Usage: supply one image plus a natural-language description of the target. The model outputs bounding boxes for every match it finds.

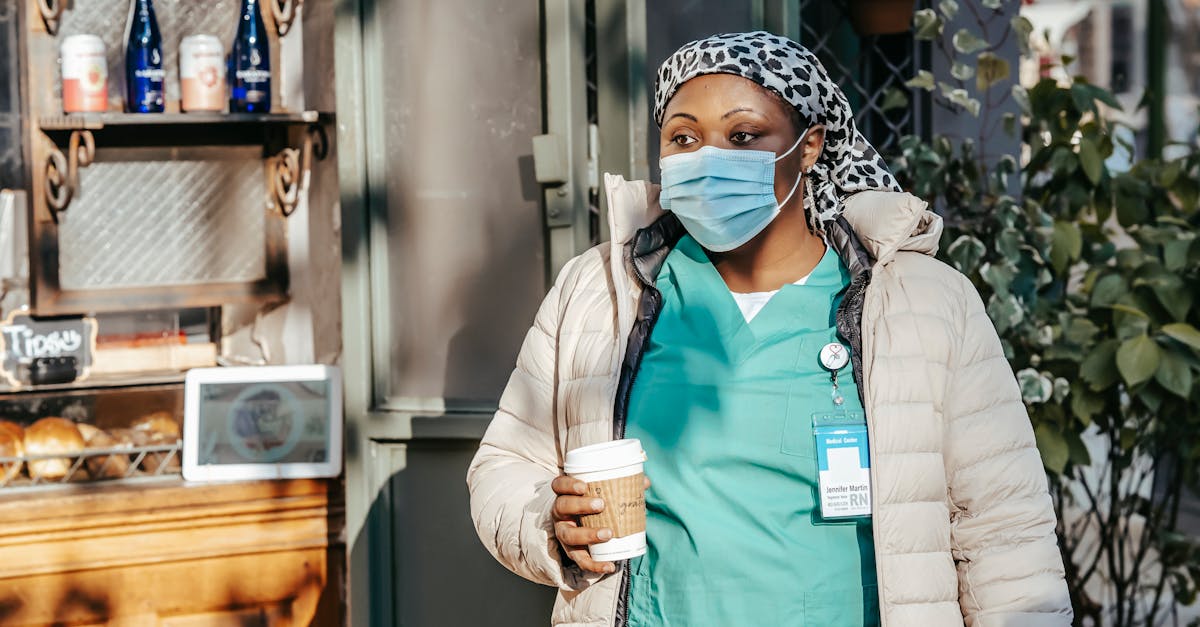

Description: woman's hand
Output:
[550,474,651,575]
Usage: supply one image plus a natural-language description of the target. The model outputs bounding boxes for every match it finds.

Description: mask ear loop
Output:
[774,127,812,210]
[772,127,810,163]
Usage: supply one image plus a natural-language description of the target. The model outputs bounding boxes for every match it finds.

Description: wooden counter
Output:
[0,479,342,626]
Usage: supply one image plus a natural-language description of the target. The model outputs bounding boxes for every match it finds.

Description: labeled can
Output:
[61,35,108,113]
[180,35,225,112]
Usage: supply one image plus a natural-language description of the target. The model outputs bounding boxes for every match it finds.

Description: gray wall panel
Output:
[366,0,546,409]
[384,439,555,626]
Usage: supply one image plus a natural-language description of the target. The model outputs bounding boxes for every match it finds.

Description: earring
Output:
[804,171,820,233]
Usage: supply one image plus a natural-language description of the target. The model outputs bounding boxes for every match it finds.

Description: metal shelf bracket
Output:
[44,130,95,221]
[271,123,327,217]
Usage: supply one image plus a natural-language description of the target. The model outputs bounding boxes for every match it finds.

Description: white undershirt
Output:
[729,273,812,323]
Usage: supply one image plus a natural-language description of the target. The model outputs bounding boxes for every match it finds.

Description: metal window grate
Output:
[798,0,931,153]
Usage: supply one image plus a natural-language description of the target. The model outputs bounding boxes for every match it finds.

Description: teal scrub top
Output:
[625,235,879,627]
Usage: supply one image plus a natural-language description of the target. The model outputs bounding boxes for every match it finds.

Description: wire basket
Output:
[0,439,182,488]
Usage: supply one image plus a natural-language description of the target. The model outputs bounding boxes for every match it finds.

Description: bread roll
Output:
[130,411,181,439]
[24,417,85,481]
[81,426,132,479]
[76,422,102,442]
[130,429,181,474]
[0,420,24,484]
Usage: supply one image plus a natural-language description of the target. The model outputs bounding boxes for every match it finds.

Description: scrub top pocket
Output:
[780,391,817,458]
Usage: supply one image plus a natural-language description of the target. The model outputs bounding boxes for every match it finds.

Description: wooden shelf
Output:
[38,110,330,131]
[0,373,185,397]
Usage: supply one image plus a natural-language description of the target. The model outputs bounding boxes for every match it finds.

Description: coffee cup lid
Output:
[563,438,645,475]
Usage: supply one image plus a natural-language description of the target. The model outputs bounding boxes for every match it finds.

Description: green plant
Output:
[889,4,1200,625]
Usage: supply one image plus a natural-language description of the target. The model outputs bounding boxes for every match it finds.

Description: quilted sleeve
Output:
[466,254,598,591]
[944,272,1073,626]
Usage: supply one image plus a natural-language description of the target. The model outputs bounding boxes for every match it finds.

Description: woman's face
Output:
[660,73,825,210]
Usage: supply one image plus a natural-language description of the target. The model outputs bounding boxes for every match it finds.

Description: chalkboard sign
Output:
[0,310,97,388]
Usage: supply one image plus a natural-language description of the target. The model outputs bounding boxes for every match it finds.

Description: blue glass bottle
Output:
[124,0,164,113]
[229,0,271,113]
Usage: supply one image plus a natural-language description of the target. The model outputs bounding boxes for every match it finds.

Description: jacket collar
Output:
[603,173,943,288]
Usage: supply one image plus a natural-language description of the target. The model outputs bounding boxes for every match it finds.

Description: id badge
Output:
[812,410,872,519]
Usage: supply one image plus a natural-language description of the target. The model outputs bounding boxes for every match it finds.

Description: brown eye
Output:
[672,134,697,147]
[730,132,757,145]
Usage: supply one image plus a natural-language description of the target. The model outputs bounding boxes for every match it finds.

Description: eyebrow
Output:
[667,112,698,122]
[722,107,756,118]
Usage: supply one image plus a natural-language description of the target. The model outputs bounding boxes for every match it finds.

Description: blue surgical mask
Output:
[659,129,808,252]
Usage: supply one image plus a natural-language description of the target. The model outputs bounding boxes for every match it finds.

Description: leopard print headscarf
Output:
[654,31,901,223]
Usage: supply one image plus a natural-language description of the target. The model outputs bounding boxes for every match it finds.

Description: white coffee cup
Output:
[563,438,648,561]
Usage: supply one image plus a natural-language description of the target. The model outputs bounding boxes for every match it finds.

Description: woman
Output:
[468,31,1071,627]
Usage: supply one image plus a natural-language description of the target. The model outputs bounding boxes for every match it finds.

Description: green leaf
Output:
[1164,238,1192,272]
[1079,137,1103,184]
[1065,317,1099,345]
[1161,159,1183,187]
[1115,173,1151,226]
[1119,427,1137,452]
[1049,146,1079,176]
[1162,323,1200,351]
[996,228,1023,259]
[1151,274,1192,321]
[1080,81,1123,111]
[1117,335,1162,386]
[1155,349,1193,398]
[939,82,981,117]
[1034,423,1070,474]
[1070,381,1105,425]
[1110,303,1149,318]
[952,29,989,54]
[1017,368,1053,404]
[1051,221,1083,273]
[951,61,975,81]
[1113,306,1150,341]
[1081,339,1121,391]
[1011,15,1034,55]
[1091,274,1126,307]
[1053,377,1070,403]
[976,52,1011,91]
[1071,82,1099,117]
[987,293,1025,334]
[981,262,1015,295]
[906,70,936,91]
[880,87,908,113]
[913,9,943,41]
[1012,84,1032,115]
[947,235,986,275]
[938,0,959,20]
[1066,429,1092,466]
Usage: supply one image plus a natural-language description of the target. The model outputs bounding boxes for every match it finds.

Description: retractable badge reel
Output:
[813,342,872,519]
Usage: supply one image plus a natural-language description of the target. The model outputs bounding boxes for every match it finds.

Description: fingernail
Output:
[591,498,604,510]
[597,528,613,541]
[605,563,617,573]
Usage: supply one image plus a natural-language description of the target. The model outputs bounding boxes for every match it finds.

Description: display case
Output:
[0,0,343,624]
[0,383,184,487]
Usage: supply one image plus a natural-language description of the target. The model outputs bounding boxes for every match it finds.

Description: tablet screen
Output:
[196,379,331,465]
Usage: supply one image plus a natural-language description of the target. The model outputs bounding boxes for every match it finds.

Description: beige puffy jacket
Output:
[468,174,1072,627]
